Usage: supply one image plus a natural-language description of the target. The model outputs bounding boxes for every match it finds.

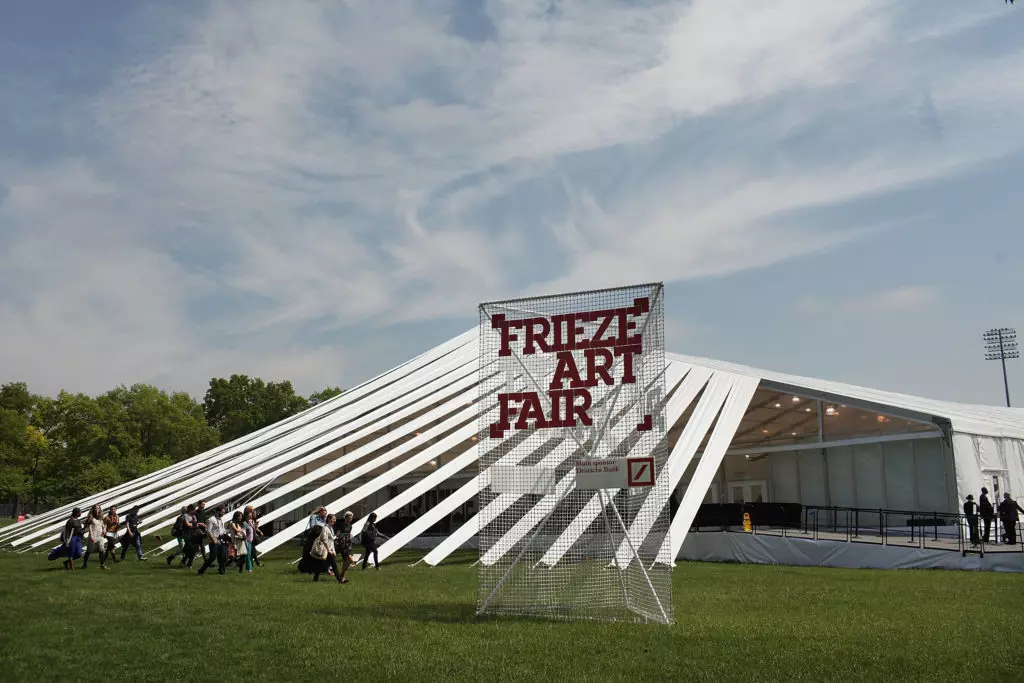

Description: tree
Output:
[308,386,344,406]
[0,383,36,514]
[0,383,220,512]
[203,375,311,443]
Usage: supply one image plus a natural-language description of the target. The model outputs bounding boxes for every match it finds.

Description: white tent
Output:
[4,327,1023,566]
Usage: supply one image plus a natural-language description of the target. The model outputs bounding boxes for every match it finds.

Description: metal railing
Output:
[689,503,1024,556]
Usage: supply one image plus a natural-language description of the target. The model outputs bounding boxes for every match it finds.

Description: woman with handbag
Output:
[102,505,121,565]
[308,513,344,583]
[82,504,108,570]
[229,510,248,572]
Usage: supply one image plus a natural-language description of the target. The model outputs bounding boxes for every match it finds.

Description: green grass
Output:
[0,551,1022,682]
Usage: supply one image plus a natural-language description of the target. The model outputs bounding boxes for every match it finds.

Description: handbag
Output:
[311,537,329,560]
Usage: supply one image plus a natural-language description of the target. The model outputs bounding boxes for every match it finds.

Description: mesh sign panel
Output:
[477,283,672,624]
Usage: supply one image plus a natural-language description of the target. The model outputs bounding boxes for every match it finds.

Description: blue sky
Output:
[1,0,1024,406]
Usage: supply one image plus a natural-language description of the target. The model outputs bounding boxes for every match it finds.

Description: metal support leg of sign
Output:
[597,486,633,608]
[601,486,670,623]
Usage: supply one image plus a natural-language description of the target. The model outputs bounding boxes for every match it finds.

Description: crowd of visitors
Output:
[296,506,390,584]
[962,488,1024,546]
[46,500,389,580]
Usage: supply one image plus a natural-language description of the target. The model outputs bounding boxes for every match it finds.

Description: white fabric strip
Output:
[609,371,732,567]
[21,344,480,550]
[4,330,475,545]
[392,431,560,566]
[537,366,708,567]
[661,374,760,562]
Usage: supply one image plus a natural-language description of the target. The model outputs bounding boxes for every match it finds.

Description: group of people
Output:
[297,506,389,584]
[963,488,1024,546]
[47,502,145,569]
[165,500,265,575]
[46,500,389,579]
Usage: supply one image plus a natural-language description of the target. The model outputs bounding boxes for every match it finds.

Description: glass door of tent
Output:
[727,480,768,504]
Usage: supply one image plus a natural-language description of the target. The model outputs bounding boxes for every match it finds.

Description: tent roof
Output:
[666,352,1024,441]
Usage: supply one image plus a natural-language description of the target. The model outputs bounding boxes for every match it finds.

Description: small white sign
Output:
[575,457,656,489]
[575,458,627,489]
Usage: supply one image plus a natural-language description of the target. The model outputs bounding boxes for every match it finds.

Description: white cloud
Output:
[1,1,1023,396]
[795,285,940,316]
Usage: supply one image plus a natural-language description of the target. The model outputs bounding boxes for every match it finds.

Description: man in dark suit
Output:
[979,488,995,543]
[997,493,1024,545]
[963,494,979,546]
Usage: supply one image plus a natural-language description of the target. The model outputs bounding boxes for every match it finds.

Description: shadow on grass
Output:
[313,602,578,626]
[313,602,480,623]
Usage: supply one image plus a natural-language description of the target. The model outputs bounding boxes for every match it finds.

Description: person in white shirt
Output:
[81,504,109,570]
[197,505,229,576]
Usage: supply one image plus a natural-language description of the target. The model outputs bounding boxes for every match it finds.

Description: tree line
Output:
[0,375,343,516]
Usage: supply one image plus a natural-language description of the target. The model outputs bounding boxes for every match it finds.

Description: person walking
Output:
[194,500,210,563]
[168,504,201,567]
[250,509,265,567]
[979,488,995,543]
[360,512,388,570]
[240,506,257,573]
[166,506,190,564]
[333,511,355,584]
[299,506,329,576]
[964,494,980,546]
[197,505,229,576]
[229,510,248,572]
[120,505,146,561]
[307,513,344,583]
[48,507,84,570]
[102,505,121,565]
[998,493,1024,546]
[82,504,108,570]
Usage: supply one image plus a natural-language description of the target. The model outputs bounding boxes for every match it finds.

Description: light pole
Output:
[983,328,1018,407]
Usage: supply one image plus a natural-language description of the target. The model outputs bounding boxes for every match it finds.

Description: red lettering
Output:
[550,351,583,390]
[523,317,552,355]
[492,315,522,357]
[570,388,593,427]
[584,348,614,387]
[591,312,616,348]
[547,389,572,427]
[490,392,522,438]
[615,345,642,384]
[569,313,591,350]
[516,392,549,430]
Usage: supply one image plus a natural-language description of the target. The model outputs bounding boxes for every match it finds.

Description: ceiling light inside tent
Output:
[791,431,798,436]
[761,428,770,434]
[825,406,836,416]
[876,415,889,423]
[471,436,478,441]
[805,407,812,413]
[429,460,438,467]
[774,402,782,408]
[791,396,800,403]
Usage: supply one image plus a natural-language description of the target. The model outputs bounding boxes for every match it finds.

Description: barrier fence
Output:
[689,503,1024,557]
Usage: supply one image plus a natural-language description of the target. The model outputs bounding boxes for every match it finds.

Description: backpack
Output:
[171,515,185,538]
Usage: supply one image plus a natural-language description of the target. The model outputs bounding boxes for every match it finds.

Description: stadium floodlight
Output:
[983,328,1018,407]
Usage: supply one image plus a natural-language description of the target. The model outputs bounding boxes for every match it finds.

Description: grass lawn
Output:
[0,550,1021,682]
